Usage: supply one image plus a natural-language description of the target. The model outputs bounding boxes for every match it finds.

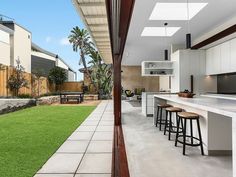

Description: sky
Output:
[1,0,86,81]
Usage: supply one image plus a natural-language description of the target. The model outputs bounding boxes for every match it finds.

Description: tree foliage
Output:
[89,50,113,99]
[48,67,67,91]
[7,58,28,96]
[68,27,94,74]
[68,26,113,99]
[32,69,45,97]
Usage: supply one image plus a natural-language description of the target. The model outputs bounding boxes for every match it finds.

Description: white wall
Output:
[68,70,76,81]
[56,58,68,70]
[13,24,31,73]
[31,51,56,61]
[0,30,10,65]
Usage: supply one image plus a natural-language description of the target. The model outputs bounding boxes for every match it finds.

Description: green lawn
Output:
[0,105,95,177]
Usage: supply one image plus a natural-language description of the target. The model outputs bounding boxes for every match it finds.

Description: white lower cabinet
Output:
[142,92,160,117]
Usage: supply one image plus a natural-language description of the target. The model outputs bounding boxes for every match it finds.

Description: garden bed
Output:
[0,98,36,115]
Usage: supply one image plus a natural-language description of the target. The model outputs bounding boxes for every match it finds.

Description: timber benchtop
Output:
[154,94,236,118]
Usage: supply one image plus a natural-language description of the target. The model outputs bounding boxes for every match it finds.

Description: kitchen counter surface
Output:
[201,93,236,101]
[154,94,236,117]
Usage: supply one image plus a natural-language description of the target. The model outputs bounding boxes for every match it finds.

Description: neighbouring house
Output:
[0,21,31,73]
[0,24,13,66]
[0,20,76,81]
[31,43,77,81]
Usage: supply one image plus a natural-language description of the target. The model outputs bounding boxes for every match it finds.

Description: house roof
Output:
[72,0,112,64]
[31,42,76,73]
[0,20,32,34]
[0,24,14,34]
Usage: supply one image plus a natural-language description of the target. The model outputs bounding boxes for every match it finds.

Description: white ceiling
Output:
[122,0,236,66]
[73,0,112,64]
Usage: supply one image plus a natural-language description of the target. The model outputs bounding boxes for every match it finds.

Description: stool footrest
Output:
[165,126,183,133]
[176,135,202,147]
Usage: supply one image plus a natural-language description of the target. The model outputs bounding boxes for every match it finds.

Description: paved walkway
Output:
[34,100,114,177]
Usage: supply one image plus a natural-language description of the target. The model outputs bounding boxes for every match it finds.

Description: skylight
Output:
[141,27,181,37]
[149,3,208,20]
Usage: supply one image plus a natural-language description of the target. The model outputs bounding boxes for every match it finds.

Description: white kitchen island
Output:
[154,94,236,176]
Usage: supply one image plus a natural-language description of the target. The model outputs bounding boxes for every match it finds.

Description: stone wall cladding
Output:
[84,94,98,100]
[36,96,60,105]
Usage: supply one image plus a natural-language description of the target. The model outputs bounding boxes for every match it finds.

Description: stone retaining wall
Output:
[36,96,60,105]
[84,94,98,100]
[0,99,36,115]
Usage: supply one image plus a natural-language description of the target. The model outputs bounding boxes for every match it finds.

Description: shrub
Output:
[17,94,33,99]
[48,67,67,91]
[7,59,29,96]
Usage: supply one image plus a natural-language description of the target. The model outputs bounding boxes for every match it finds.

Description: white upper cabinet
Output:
[221,41,231,73]
[206,48,213,75]
[206,37,236,75]
[212,45,221,74]
[230,38,236,72]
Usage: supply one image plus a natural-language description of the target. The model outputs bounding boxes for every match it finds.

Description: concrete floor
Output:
[122,101,232,177]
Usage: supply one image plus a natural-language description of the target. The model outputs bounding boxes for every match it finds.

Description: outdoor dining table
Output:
[60,92,84,104]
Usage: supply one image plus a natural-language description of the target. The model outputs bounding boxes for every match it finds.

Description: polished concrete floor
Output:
[122,101,232,177]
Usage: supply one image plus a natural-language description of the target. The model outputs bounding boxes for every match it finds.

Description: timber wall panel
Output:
[0,65,52,97]
[61,82,83,92]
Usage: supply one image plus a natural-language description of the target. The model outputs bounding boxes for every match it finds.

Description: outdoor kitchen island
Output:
[154,94,236,175]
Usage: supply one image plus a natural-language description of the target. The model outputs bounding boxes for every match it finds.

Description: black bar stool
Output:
[155,103,172,131]
[175,112,204,155]
[164,107,183,140]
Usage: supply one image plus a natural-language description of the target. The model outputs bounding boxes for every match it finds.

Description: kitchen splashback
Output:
[217,73,236,94]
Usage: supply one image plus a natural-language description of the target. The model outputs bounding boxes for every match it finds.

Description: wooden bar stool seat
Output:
[166,107,182,112]
[177,112,199,118]
[164,107,183,140]
[175,112,204,155]
[157,103,172,108]
[155,103,172,130]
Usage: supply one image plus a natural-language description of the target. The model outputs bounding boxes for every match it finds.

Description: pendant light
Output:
[164,23,168,60]
[186,0,191,49]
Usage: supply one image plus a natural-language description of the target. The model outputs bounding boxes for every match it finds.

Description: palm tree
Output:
[89,50,112,99]
[88,49,102,68]
[68,26,94,77]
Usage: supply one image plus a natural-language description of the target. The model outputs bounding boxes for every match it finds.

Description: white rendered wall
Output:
[13,25,31,73]
[57,58,68,70]
[31,51,56,61]
[68,70,76,81]
[0,30,10,65]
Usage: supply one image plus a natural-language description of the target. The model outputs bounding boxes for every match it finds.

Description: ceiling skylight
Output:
[141,27,181,37]
[149,3,208,20]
